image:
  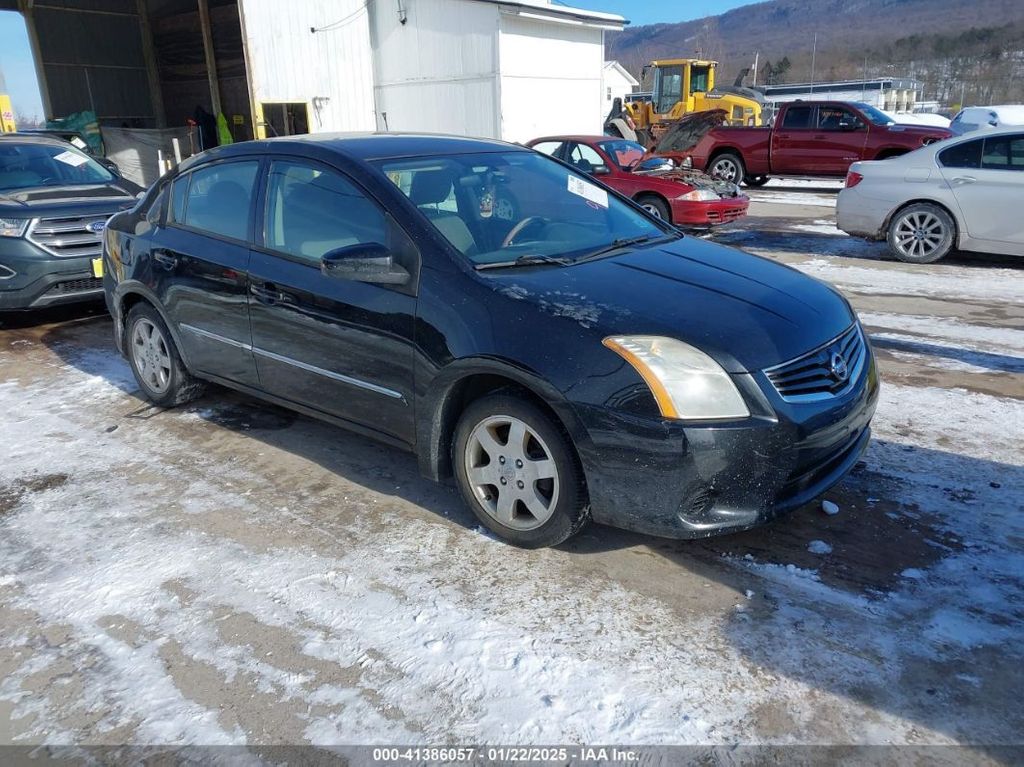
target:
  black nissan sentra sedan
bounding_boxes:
[102,134,878,548]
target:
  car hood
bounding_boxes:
[631,166,741,197]
[0,183,138,218]
[883,124,952,140]
[651,109,729,156]
[488,237,854,373]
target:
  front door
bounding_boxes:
[940,132,1024,251]
[155,158,260,386]
[247,158,418,444]
[811,105,869,175]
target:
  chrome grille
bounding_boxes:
[765,324,866,402]
[27,215,111,258]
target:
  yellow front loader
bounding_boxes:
[605,59,763,146]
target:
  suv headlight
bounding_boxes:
[0,218,29,238]
[677,188,719,202]
[603,336,749,420]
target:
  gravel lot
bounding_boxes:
[2,184,1022,752]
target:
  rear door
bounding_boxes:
[155,159,260,386]
[247,157,418,443]
[939,133,1024,251]
[769,104,818,174]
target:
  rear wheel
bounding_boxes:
[708,152,745,185]
[453,394,589,548]
[636,194,671,222]
[126,303,205,407]
[886,203,955,264]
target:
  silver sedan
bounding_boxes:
[837,127,1024,263]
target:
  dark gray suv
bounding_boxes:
[0,135,142,310]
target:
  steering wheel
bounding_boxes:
[501,216,547,248]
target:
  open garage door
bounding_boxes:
[8,0,253,143]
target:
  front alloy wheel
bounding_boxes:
[708,152,744,185]
[131,318,173,395]
[887,203,954,264]
[454,394,589,548]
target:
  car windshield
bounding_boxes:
[377,151,670,267]
[0,142,114,192]
[597,139,646,169]
[852,103,894,126]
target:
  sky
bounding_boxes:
[0,2,757,123]
[0,11,43,121]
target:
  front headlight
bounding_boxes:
[0,218,29,238]
[603,336,749,420]
[677,188,720,202]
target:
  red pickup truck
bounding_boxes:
[681,101,952,186]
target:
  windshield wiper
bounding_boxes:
[573,233,678,264]
[474,254,573,271]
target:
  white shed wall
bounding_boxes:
[498,14,605,142]
[369,0,501,138]
[602,63,637,110]
[239,0,377,133]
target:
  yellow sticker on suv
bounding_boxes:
[91,257,104,278]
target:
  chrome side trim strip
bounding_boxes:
[180,323,252,351]
[252,347,405,400]
[179,323,405,401]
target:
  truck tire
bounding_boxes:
[708,152,745,185]
[744,175,769,187]
[886,203,956,264]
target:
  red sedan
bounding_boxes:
[527,135,749,227]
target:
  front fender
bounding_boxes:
[416,355,594,483]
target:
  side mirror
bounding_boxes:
[591,164,611,176]
[321,242,410,285]
[98,157,121,176]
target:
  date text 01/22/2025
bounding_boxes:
[372,746,640,763]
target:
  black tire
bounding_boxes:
[635,194,672,223]
[605,124,624,138]
[744,175,769,187]
[453,394,590,548]
[707,151,745,185]
[125,302,205,407]
[886,202,956,264]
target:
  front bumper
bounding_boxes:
[0,240,102,310]
[574,343,880,539]
[672,195,750,227]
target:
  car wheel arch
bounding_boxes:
[417,360,591,485]
[883,198,961,245]
[115,283,192,368]
[633,192,672,220]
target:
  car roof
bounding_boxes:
[0,132,77,147]
[529,135,628,145]
[192,133,524,165]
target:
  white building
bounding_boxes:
[242,0,625,142]
[602,60,639,112]
[760,77,921,113]
[8,0,625,147]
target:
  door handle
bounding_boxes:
[952,176,977,185]
[152,249,178,270]
[250,282,283,304]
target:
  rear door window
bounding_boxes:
[781,106,813,129]
[939,139,983,169]
[179,161,259,241]
[981,135,1024,170]
[531,141,564,158]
